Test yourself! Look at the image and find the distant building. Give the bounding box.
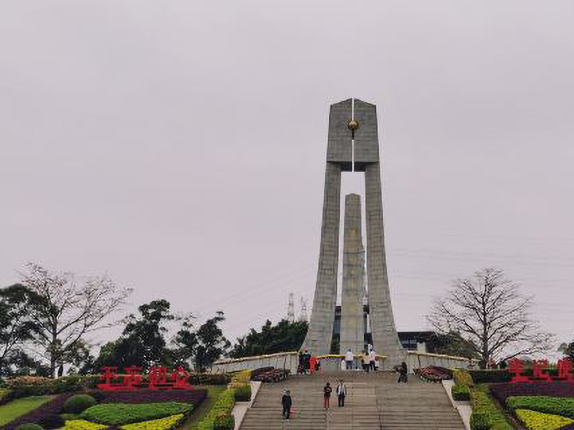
[332,305,436,354]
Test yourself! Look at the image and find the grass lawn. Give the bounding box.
[0,395,55,426]
[181,386,227,430]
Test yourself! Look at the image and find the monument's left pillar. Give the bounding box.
[303,162,342,355]
[303,99,352,355]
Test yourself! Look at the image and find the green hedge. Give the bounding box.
[452,384,471,401]
[471,391,514,430]
[234,385,251,402]
[197,389,236,430]
[81,402,192,426]
[468,370,512,384]
[507,396,574,419]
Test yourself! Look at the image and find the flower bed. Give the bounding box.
[57,419,108,430]
[3,393,74,430]
[514,409,573,430]
[414,366,453,382]
[491,383,574,404]
[507,396,574,419]
[470,391,513,430]
[80,402,192,426]
[196,388,235,430]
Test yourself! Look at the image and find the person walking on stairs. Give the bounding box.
[336,379,347,407]
[281,388,292,420]
[323,381,332,409]
[398,361,408,383]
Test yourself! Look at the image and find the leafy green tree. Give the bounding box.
[230,319,308,358]
[94,299,176,370]
[565,341,574,361]
[191,312,230,372]
[0,284,41,376]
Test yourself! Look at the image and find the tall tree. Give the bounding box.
[191,312,230,372]
[21,263,131,377]
[428,268,554,368]
[229,319,308,358]
[95,299,179,370]
[0,284,40,376]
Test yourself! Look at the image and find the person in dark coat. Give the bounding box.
[323,382,332,409]
[398,361,408,383]
[282,388,292,420]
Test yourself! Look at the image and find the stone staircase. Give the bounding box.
[240,372,465,430]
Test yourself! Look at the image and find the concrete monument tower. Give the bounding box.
[303,98,406,365]
[339,193,366,356]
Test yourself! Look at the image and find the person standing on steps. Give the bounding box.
[336,379,347,407]
[345,348,354,370]
[323,381,332,409]
[398,361,408,383]
[369,349,377,372]
[282,388,292,420]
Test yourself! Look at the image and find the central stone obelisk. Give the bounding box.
[303,98,406,365]
[339,193,366,356]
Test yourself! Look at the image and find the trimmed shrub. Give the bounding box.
[188,373,231,386]
[38,414,65,430]
[515,409,573,430]
[452,384,471,401]
[60,414,81,421]
[469,370,512,384]
[454,369,474,388]
[234,385,251,402]
[15,425,44,430]
[81,402,192,426]
[213,413,235,430]
[121,414,185,430]
[507,396,574,419]
[65,395,97,414]
[470,413,490,430]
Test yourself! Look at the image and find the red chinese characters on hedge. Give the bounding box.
[509,358,574,384]
[97,365,192,391]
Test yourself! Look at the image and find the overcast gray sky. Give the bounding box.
[1,1,573,352]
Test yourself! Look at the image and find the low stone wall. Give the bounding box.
[213,352,299,374]
[407,351,473,371]
[213,351,473,374]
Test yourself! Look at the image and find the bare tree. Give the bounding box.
[21,262,132,377]
[427,268,554,368]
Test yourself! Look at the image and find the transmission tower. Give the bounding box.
[299,297,308,322]
[287,292,295,322]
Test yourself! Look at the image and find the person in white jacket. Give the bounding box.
[344,349,354,370]
[336,379,347,407]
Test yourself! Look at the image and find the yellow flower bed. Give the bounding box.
[515,409,574,430]
[121,413,185,430]
[57,420,107,430]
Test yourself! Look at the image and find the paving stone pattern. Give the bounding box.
[240,372,465,430]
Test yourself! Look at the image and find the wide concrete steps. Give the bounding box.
[240,372,464,430]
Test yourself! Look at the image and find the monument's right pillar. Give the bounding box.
[354,99,406,365]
